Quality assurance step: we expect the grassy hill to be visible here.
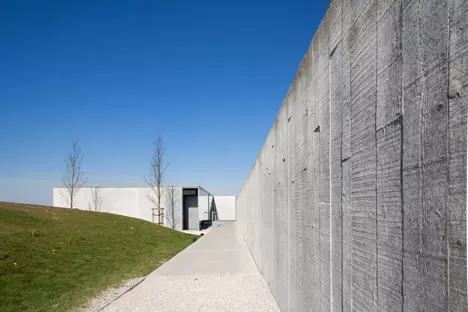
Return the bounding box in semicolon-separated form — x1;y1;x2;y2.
0;202;195;312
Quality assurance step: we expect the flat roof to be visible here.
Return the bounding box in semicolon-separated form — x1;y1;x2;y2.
53;185;213;194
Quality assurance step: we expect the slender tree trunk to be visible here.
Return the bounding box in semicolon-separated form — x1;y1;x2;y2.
146;132;168;225
62;137;86;209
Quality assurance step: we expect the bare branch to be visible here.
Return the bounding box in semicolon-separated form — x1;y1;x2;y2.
62;137;87;209
146;132;168;224
88;185;103;212
165;185;180;229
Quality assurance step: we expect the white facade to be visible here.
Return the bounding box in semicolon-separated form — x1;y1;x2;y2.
52;186;236;230
212;196;236;221
53;186;184;230
198;187;213;222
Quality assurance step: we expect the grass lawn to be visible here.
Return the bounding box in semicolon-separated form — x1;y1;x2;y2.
0;202;195;312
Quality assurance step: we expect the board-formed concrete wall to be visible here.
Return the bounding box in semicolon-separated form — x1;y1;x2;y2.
237;0;467;311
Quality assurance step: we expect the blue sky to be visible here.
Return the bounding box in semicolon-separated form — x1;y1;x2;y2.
0;0;329;205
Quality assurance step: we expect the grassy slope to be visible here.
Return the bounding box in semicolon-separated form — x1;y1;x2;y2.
0;202;195;312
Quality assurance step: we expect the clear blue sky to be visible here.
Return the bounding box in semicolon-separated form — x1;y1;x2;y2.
0;0;329;205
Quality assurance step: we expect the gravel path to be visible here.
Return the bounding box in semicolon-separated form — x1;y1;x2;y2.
76;277;145;312
100;223;279;312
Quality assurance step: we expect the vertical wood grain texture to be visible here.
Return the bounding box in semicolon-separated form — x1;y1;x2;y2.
376;0;403;311
350;1;378;311
448;0;467;310
236;0;466;310
341;1;353;310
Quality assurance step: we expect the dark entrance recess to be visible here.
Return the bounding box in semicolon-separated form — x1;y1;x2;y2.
182;188;198;230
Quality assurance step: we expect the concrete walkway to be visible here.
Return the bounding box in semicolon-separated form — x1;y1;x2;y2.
102;222;279;312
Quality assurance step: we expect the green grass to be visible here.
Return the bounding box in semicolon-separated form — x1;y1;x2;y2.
0;202;195;312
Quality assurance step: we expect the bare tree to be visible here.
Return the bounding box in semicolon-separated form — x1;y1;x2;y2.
146;133;168;224
62;137;86;209
165;185;180;229
88;185;103;212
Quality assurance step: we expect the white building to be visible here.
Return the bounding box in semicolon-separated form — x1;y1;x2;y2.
52;186;236;231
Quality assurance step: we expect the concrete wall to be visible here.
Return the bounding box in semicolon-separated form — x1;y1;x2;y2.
53;186;184;230
237;0;467;311
198;187;213;222
213;196;236;221
197;187;236;221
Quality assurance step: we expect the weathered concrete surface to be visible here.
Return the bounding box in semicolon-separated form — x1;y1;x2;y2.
237;0;467;311
101;223;279;312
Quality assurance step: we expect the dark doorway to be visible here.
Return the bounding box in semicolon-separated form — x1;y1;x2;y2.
182;188;198;230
